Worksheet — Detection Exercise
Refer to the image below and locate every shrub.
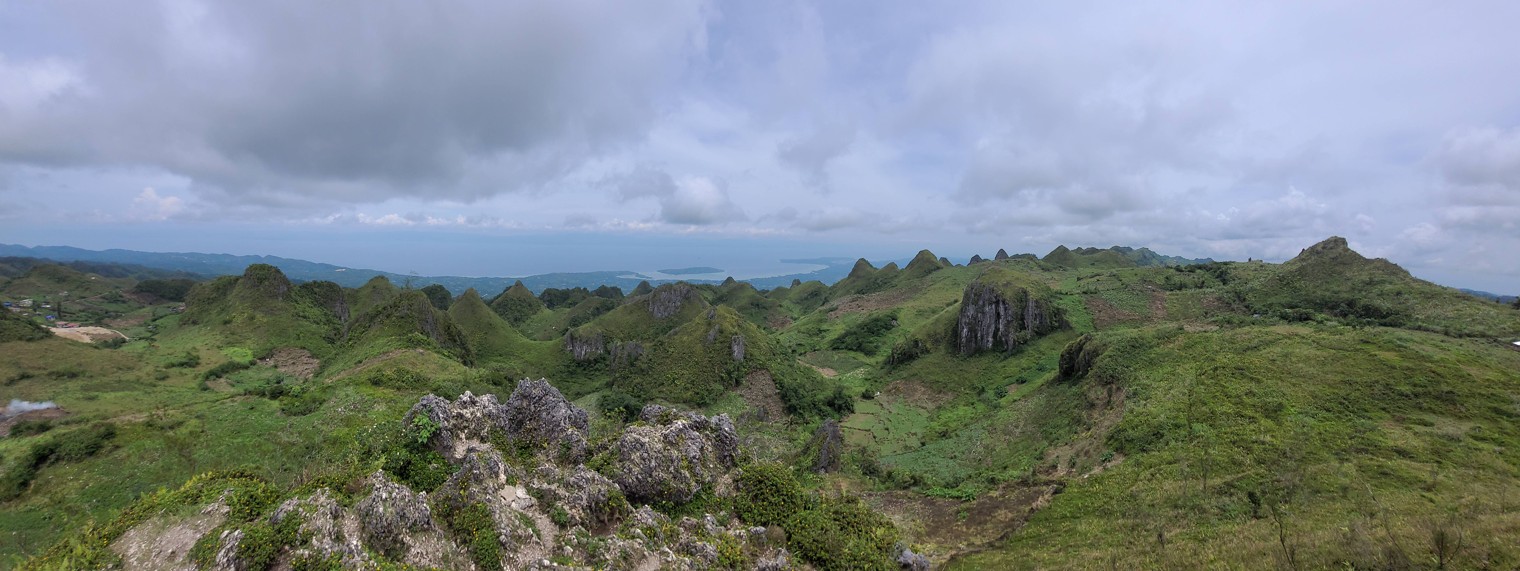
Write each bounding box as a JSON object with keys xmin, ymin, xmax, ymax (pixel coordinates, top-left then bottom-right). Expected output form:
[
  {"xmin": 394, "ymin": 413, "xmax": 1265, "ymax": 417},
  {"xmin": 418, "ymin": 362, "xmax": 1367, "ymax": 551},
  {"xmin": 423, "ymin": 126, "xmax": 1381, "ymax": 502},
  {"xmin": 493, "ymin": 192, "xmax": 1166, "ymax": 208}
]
[
  {"xmin": 0, "ymin": 423, "xmax": 116, "ymax": 501},
  {"xmin": 597, "ymin": 390, "xmax": 644, "ymax": 422},
  {"xmin": 435, "ymin": 502, "xmax": 500, "ymax": 569},
  {"xmin": 735, "ymin": 463, "xmax": 806, "ymax": 527},
  {"xmin": 785, "ymin": 496, "xmax": 901, "ymax": 571},
  {"xmin": 829, "ymin": 313, "xmax": 897, "ymax": 355}
]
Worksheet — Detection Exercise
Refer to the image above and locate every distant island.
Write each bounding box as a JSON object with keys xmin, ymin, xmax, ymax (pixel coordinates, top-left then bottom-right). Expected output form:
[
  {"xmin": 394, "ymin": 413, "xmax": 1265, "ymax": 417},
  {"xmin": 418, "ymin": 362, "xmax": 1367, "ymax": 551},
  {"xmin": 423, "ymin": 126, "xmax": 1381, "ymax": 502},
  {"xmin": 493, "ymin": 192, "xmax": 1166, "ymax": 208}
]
[{"xmin": 657, "ymin": 266, "xmax": 723, "ymax": 275}]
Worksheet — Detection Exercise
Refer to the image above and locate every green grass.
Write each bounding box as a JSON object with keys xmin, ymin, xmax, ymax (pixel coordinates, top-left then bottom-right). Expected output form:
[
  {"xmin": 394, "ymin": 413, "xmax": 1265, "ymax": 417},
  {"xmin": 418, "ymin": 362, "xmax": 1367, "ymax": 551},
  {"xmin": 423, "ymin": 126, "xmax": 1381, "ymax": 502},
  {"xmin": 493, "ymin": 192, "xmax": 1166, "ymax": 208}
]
[{"xmin": 951, "ymin": 324, "xmax": 1520, "ymax": 569}]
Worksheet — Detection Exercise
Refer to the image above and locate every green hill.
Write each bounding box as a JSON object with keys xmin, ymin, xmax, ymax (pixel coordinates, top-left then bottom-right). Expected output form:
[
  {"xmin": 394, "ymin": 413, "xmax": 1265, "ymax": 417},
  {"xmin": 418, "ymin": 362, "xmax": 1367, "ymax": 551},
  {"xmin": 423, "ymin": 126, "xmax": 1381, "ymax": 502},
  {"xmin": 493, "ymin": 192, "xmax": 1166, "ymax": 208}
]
[
  {"xmin": 489, "ymin": 280, "xmax": 544, "ymax": 326},
  {"xmin": 7, "ymin": 238, "xmax": 1520, "ymax": 571}
]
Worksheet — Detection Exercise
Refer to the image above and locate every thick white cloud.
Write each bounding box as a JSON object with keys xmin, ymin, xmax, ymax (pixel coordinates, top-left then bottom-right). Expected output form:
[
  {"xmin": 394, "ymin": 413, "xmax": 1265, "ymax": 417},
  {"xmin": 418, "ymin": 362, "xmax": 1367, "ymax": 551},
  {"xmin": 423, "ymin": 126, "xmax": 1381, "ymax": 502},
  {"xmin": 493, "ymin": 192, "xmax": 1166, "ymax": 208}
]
[{"xmin": 4, "ymin": 0, "xmax": 1520, "ymax": 290}]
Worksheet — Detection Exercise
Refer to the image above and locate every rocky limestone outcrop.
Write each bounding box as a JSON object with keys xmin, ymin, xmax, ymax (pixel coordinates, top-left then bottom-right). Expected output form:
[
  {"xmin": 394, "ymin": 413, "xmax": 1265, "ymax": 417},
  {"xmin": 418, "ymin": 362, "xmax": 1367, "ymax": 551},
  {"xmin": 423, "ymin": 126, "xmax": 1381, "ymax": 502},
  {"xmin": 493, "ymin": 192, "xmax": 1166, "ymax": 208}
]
[
  {"xmin": 565, "ymin": 329, "xmax": 606, "ymax": 361},
  {"xmin": 1058, "ymin": 333, "xmax": 1106, "ymax": 382},
  {"xmin": 407, "ymin": 379, "xmax": 589, "ymax": 464},
  {"xmin": 809, "ymin": 419, "xmax": 844, "ymax": 473},
  {"xmin": 648, "ymin": 283, "xmax": 702, "ymax": 319},
  {"xmin": 730, "ymin": 334, "xmax": 746, "ymax": 362},
  {"xmin": 609, "ymin": 340, "xmax": 645, "ymax": 371},
  {"xmin": 405, "ymin": 392, "xmax": 509, "ymax": 462},
  {"xmin": 969, "ymin": 254, "xmax": 986, "ymax": 264},
  {"xmin": 956, "ymin": 282, "xmax": 1061, "ymax": 356},
  {"xmin": 269, "ymin": 489, "xmax": 370, "ymax": 567},
  {"xmin": 613, "ymin": 404, "xmax": 739, "ymax": 504},
  {"xmin": 504, "ymin": 378, "xmax": 591, "ymax": 463},
  {"xmin": 994, "ymin": 248, "xmax": 1010, "ymax": 261},
  {"xmin": 897, "ymin": 545, "xmax": 931, "ymax": 571},
  {"xmin": 356, "ymin": 472, "xmax": 438, "ymax": 560},
  {"xmin": 152, "ymin": 377, "xmax": 915, "ymax": 571}
]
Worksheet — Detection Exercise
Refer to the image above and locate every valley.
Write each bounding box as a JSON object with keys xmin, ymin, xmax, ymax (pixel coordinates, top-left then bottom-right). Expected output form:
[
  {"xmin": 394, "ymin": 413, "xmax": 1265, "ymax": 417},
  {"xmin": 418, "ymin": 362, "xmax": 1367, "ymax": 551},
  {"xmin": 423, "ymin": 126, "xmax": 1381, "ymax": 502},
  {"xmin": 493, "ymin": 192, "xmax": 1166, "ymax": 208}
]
[{"xmin": 1, "ymin": 237, "xmax": 1518, "ymax": 570}]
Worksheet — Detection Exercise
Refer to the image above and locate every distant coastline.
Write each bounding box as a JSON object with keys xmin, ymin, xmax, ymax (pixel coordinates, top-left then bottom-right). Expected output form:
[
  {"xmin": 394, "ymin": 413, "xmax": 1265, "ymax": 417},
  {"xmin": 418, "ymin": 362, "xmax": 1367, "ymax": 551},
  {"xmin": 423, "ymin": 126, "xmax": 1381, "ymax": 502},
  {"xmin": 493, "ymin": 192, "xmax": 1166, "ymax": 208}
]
[{"xmin": 657, "ymin": 266, "xmax": 724, "ymax": 275}]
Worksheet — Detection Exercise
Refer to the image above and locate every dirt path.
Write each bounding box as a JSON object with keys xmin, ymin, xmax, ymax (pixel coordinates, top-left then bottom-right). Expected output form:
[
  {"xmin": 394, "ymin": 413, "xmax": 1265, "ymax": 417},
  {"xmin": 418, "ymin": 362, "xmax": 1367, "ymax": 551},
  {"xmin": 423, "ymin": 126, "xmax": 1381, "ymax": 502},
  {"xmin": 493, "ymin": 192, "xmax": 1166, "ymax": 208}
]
[{"xmin": 48, "ymin": 326, "xmax": 128, "ymax": 343}]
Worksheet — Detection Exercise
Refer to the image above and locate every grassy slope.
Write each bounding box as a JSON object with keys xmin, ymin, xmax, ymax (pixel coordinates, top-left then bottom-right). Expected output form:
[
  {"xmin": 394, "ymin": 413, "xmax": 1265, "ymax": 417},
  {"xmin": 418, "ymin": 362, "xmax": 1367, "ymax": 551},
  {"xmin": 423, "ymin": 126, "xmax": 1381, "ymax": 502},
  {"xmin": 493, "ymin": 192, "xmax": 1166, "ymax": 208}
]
[
  {"xmin": 952, "ymin": 324, "xmax": 1520, "ymax": 569},
  {"xmin": 7, "ymin": 241, "xmax": 1520, "ymax": 569}
]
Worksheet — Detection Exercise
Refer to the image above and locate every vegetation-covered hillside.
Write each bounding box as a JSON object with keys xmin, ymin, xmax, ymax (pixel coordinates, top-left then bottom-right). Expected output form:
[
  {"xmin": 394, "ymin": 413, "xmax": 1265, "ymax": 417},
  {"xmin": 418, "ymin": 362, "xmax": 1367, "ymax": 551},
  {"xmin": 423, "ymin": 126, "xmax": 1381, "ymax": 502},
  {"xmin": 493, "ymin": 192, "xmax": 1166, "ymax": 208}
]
[{"xmin": 2, "ymin": 238, "xmax": 1518, "ymax": 570}]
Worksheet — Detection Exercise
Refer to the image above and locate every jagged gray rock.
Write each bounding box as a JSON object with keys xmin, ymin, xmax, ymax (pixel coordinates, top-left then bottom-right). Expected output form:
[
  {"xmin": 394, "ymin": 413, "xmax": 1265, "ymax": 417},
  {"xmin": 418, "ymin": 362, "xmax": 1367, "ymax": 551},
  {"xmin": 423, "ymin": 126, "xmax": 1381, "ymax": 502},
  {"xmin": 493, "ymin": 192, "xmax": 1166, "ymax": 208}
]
[
  {"xmin": 994, "ymin": 248, "xmax": 1010, "ymax": 260},
  {"xmin": 612, "ymin": 405, "xmax": 739, "ymax": 504},
  {"xmin": 609, "ymin": 340, "xmax": 644, "ymax": 371},
  {"xmin": 565, "ymin": 329, "xmax": 606, "ymax": 361},
  {"xmin": 271, "ymin": 489, "xmax": 371, "ymax": 567},
  {"xmin": 896, "ymin": 545, "xmax": 931, "ymax": 570},
  {"xmin": 529, "ymin": 464, "xmax": 629, "ymax": 531},
  {"xmin": 405, "ymin": 392, "xmax": 508, "ymax": 462},
  {"xmin": 730, "ymin": 334, "xmax": 746, "ymax": 362},
  {"xmin": 648, "ymin": 283, "xmax": 701, "ymax": 319},
  {"xmin": 969, "ymin": 254, "xmax": 985, "ymax": 264},
  {"xmin": 503, "ymin": 378, "xmax": 590, "ymax": 463},
  {"xmin": 956, "ymin": 282, "xmax": 1060, "ymax": 356},
  {"xmin": 357, "ymin": 472, "xmax": 437, "ymax": 558},
  {"xmin": 810, "ymin": 419, "xmax": 845, "ymax": 473}
]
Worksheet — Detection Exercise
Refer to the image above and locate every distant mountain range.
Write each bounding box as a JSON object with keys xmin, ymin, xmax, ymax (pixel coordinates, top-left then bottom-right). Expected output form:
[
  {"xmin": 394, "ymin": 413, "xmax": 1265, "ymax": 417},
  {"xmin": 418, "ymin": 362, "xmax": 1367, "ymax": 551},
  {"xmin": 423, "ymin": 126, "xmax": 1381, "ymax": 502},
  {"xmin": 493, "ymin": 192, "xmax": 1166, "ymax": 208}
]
[{"xmin": 0, "ymin": 244, "xmax": 859, "ymax": 295}]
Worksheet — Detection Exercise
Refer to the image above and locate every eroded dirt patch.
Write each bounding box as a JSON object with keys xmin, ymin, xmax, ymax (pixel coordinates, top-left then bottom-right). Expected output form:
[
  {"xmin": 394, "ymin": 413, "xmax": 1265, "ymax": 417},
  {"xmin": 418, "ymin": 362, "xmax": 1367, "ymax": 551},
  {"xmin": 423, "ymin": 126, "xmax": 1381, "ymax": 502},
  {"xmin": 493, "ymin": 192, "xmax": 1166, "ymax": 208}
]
[
  {"xmin": 0, "ymin": 407, "xmax": 68, "ymax": 437},
  {"xmin": 111, "ymin": 503, "xmax": 227, "ymax": 571},
  {"xmin": 1148, "ymin": 288, "xmax": 1168, "ymax": 322},
  {"xmin": 865, "ymin": 484, "xmax": 1058, "ymax": 563},
  {"xmin": 258, "ymin": 347, "xmax": 321, "ymax": 379},
  {"xmin": 737, "ymin": 370, "xmax": 787, "ymax": 422},
  {"xmin": 827, "ymin": 286, "xmax": 922, "ymax": 319},
  {"xmin": 1084, "ymin": 296, "xmax": 1142, "ymax": 329},
  {"xmin": 880, "ymin": 379, "xmax": 954, "ymax": 409}
]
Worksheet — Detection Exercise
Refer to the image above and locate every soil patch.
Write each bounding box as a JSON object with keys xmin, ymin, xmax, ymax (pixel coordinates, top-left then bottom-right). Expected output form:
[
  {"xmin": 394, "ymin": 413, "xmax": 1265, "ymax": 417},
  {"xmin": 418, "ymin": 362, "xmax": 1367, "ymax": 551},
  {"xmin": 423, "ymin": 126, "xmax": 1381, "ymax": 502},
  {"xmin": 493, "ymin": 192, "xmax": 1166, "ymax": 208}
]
[
  {"xmin": 880, "ymin": 379, "xmax": 954, "ymax": 409},
  {"xmin": 736, "ymin": 370, "xmax": 787, "ymax": 422},
  {"xmin": 48, "ymin": 326, "xmax": 128, "ymax": 343},
  {"xmin": 0, "ymin": 407, "xmax": 69, "ymax": 437},
  {"xmin": 258, "ymin": 347, "xmax": 321, "ymax": 380},
  {"xmin": 800, "ymin": 361, "xmax": 838, "ymax": 378},
  {"xmin": 105, "ymin": 313, "xmax": 151, "ymax": 329},
  {"xmin": 827, "ymin": 287, "xmax": 922, "ymax": 319},
  {"xmin": 111, "ymin": 502, "xmax": 227, "ymax": 571},
  {"xmin": 1148, "ymin": 288, "xmax": 1168, "ymax": 322},
  {"xmin": 1041, "ymin": 383, "xmax": 1127, "ymax": 479},
  {"xmin": 865, "ymin": 484, "xmax": 1057, "ymax": 563},
  {"xmin": 1084, "ymin": 296, "xmax": 1141, "ymax": 329}
]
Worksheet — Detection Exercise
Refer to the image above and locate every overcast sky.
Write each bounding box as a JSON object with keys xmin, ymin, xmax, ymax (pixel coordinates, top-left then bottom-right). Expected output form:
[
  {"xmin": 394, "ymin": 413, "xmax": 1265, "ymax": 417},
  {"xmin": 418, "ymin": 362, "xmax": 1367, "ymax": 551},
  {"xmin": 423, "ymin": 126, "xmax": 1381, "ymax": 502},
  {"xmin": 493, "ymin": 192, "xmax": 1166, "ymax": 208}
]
[{"xmin": 2, "ymin": 1, "xmax": 1519, "ymax": 290}]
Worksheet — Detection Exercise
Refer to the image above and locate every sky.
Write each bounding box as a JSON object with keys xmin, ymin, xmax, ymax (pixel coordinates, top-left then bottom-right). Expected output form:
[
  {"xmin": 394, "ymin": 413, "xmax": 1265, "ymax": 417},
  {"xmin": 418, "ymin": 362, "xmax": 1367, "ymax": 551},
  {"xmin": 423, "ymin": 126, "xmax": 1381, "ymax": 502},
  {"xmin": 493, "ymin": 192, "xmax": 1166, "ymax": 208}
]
[{"xmin": 1, "ymin": 1, "xmax": 1519, "ymax": 291}]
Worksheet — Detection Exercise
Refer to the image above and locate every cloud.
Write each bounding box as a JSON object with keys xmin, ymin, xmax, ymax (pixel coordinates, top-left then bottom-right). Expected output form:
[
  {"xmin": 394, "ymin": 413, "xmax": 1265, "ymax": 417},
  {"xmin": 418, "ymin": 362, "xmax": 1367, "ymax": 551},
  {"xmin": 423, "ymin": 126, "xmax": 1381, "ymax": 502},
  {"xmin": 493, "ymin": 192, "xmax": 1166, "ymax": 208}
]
[
  {"xmin": 776, "ymin": 121, "xmax": 855, "ymax": 189},
  {"xmin": 128, "ymin": 188, "xmax": 186, "ymax": 221},
  {"xmin": 614, "ymin": 168, "xmax": 744, "ymax": 225},
  {"xmin": 0, "ymin": 0, "xmax": 710, "ymax": 206}
]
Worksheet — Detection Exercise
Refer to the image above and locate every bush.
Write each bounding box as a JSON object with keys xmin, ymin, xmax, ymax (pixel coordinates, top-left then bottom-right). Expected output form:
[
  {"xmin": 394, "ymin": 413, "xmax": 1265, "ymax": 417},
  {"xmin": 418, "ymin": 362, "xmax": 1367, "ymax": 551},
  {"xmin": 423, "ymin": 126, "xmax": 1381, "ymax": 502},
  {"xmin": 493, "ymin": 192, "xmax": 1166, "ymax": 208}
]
[
  {"xmin": 785, "ymin": 496, "xmax": 900, "ymax": 571},
  {"xmin": 0, "ymin": 423, "xmax": 116, "ymax": 501},
  {"xmin": 735, "ymin": 463, "xmax": 806, "ymax": 526},
  {"xmin": 164, "ymin": 351, "xmax": 201, "ymax": 369},
  {"xmin": 597, "ymin": 390, "xmax": 644, "ymax": 422},
  {"xmin": 829, "ymin": 313, "xmax": 898, "ymax": 355},
  {"xmin": 434, "ymin": 502, "xmax": 500, "ymax": 569},
  {"xmin": 201, "ymin": 360, "xmax": 253, "ymax": 381}
]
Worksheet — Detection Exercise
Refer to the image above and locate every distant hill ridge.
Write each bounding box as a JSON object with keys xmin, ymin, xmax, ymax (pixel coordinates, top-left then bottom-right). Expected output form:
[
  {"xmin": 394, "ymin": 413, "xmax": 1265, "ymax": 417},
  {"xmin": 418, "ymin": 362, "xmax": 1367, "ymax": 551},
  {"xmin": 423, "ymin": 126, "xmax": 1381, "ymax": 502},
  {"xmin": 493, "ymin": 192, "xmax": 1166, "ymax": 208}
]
[{"xmin": 0, "ymin": 244, "xmax": 855, "ymax": 294}]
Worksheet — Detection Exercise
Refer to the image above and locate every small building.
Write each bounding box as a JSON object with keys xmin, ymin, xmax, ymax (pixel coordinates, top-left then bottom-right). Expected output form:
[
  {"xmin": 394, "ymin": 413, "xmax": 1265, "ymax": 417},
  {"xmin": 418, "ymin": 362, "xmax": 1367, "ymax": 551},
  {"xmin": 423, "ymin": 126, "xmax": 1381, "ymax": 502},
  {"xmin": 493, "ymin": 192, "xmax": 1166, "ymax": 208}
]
[{"xmin": 17, "ymin": 299, "xmax": 33, "ymax": 308}]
